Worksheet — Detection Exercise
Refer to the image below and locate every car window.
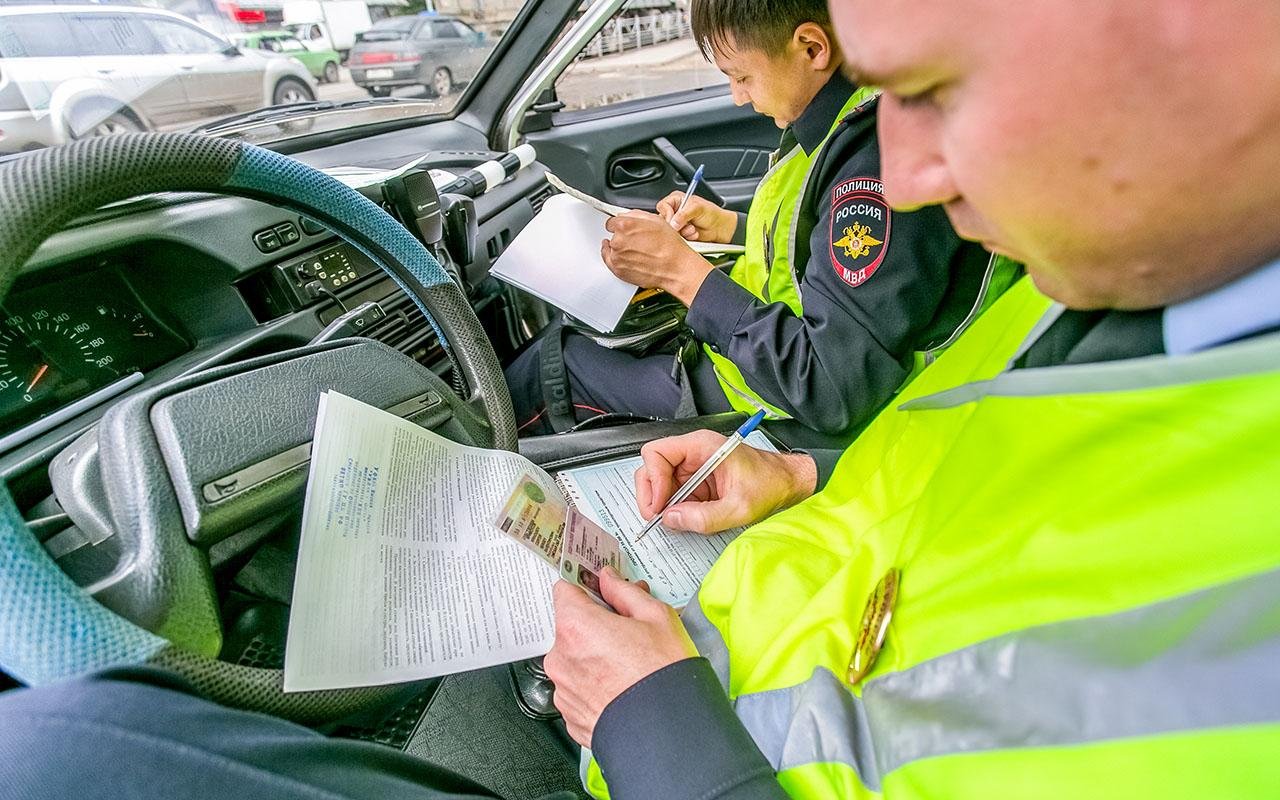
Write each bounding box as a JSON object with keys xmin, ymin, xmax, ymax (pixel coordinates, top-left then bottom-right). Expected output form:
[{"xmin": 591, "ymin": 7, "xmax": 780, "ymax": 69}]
[
  {"xmin": 0, "ymin": 2, "xmax": 538, "ymax": 151},
  {"xmin": 360, "ymin": 18, "xmax": 419, "ymax": 42},
  {"xmin": 146, "ymin": 18, "xmax": 226, "ymax": 56},
  {"xmin": 432, "ymin": 20, "xmax": 460, "ymax": 40},
  {"xmin": 554, "ymin": 7, "xmax": 727, "ymax": 111},
  {"xmin": 71, "ymin": 14, "xmax": 163, "ymax": 57},
  {"xmin": 0, "ymin": 14, "xmax": 77, "ymax": 58}
]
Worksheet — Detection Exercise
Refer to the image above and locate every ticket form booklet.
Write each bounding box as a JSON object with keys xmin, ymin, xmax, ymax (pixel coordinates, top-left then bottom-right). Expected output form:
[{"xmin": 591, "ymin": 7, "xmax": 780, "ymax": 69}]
[
  {"xmin": 488, "ymin": 174, "xmax": 745, "ymax": 334},
  {"xmin": 284, "ymin": 391, "xmax": 775, "ymax": 692}
]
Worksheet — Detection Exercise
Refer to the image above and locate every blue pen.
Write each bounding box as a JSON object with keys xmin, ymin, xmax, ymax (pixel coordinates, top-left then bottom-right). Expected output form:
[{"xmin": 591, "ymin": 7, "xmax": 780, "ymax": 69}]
[
  {"xmin": 636, "ymin": 409, "xmax": 768, "ymax": 541},
  {"xmin": 669, "ymin": 164, "xmax": 705, "ymax": 230}
]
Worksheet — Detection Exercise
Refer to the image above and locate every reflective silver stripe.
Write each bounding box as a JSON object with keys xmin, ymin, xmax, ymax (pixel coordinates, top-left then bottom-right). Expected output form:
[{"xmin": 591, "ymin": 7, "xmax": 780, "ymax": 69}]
[
  {"xmin": 923, "ymin": 252, "xmax": 999, "ymax": 363},
  {"xmin": 901, "ymin": 327, "xmax": 1280, "ymax": 411},
  {"xmin": 728, "ymin": 566, "xmax": 1280, "ymax": 788},
  {"xmin": 783, "ymin": 137, "xmax": 825, "ymax": 306},
  {"xmin": 681, "ymin": 593, "xmax": 731, "ymax": 688},
  {"xmin": 1003, "ymin": 299, "xmax": 1066, "ymax": 368},
  {"xmin": 736, "ymin": 666, "xmax": 880, "ymax": 784},
  {"xmin": 708, "ymin": 360, "xmax": 789, "ymax": 420}
]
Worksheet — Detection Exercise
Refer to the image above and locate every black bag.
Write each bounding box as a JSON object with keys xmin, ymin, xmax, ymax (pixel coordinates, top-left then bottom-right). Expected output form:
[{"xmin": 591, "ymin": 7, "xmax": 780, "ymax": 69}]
[{"xmin": 562, "ymin": 288, "xmax": 689, "ymax": 356}]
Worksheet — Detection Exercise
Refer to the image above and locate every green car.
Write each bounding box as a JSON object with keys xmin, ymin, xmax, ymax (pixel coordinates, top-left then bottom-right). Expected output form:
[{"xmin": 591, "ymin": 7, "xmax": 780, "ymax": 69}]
[{"xmin": 235, "ymin": 31, "xmax": 342, "ymax": 84}]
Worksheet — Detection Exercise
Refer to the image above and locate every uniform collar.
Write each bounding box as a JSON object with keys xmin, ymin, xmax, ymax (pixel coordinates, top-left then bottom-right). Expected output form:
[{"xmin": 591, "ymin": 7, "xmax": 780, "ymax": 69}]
[
  {"xmin": 789, "ymin": 71, "xmax": 858, "ymax": 156},
  {"xmin": 1163, "ymin": 256, "xmax": 1280, "ymax": 355}
]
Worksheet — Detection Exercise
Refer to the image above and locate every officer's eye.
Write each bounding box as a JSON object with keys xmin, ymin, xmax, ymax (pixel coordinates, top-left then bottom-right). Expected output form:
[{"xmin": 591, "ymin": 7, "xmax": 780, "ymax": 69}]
[
  {"xmin": 895, "ymin": 79, "xmax": 953, "ymax": 111},
  {"xmin": 897, "ymin": 87, "xmax": 939, "ymax": 108}
]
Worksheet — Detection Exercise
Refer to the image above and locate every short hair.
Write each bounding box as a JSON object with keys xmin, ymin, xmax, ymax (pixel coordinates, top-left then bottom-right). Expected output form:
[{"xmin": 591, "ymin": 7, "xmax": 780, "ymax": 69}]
[{"xmin": 690, "ymin": 0, "xmax": 831, "ymax": 59}]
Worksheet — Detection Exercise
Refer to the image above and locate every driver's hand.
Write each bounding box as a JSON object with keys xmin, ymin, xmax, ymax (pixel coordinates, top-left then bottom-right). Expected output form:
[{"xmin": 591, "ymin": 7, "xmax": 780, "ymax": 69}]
[
  {"xmin": 545, "ymin": 569, "xmax": 695, "ymax": 747},
  {"xmin": 655, "ymin": 191, "xmax": 738, "ymax": 244},
  {"xmin": 634, "ymin": 430, "xmax": 818, "ymax": 534}
]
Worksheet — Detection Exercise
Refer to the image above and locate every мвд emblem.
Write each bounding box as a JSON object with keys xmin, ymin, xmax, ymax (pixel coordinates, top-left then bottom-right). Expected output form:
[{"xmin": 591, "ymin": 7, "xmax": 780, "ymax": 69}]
[{"xmin": 830, "ymin": 177, "xmax": 891, "ymax": 287}]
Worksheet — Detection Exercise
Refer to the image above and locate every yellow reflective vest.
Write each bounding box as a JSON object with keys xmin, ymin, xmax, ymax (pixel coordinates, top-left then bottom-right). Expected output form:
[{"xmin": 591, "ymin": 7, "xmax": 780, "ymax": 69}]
[
  {"xmin": 704, "ymin": 87, "xmax": 874, "ymax": 417},
  {"xmin": 591, "ymin": 277, "xmax": 1280, "ymax": 797},
  {"xmin": 705, "ymin": 88, "xmax": 1018, "ymax": 418}
]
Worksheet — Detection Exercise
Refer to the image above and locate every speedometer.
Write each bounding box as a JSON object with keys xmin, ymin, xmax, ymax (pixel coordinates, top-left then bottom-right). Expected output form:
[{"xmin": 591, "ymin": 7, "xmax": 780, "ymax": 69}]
[
  {"xmin": 0, "ymin": 273, "xmax": 192, "ymax": 439},
  {"xmin": 0, "ymin": 309, "xmax": 111, "ymax": 428}
]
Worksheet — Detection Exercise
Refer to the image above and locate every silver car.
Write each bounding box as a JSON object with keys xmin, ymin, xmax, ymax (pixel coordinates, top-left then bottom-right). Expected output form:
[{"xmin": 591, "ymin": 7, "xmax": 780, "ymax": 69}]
[
  {"xmin": 349, "ymin": 15, "xmax": 492, "ymax": 99},
  {"xmin": 0, "ymin": 4, "xmax": 317, "ymax": 153}
]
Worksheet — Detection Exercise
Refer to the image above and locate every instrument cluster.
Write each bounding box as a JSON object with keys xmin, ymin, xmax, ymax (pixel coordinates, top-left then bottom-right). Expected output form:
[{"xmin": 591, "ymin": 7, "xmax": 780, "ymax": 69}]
[{"xmin": 0, "ymin": 272, "xmax": 188, "ymax": 433}]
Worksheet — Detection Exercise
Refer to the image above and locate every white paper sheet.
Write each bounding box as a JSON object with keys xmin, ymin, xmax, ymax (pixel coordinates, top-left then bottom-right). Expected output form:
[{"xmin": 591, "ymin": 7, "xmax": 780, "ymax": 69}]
[
  {"xmin": 545, "ymin": 172, "xmax": 745, "ymax": 257},
  {"xmin": 321, "ymin": 155, "xmax": 457, "ymax": 191},
  {"xmin": 489, "ymin": 193, "xmax": 638, "ymax": 332},
  {"xmin": 555, "ymin": 431, "xmax": 777, "ymax": 608},
  {"xmin": 545, "ymin": 172, "xmax": 631, "ymax": 217},
  {"xmin": 284, "ymin": 392, "xmax": 559, "ymax": 692}
]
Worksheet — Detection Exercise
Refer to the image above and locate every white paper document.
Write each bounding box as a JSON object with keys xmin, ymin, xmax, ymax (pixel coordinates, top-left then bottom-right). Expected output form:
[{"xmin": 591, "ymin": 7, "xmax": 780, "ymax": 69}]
[
  {"xmin": 556, "ymin": 431, "xmax": 776, "ymax": 608},
  {"xmin": 284, "ymin": 391, "xmax": 559, "ymax": 692},
  {"xmin": 491, "ymin": 177, "xmax": 747, "ymax": 333},
  {"xmin": 285, "ymin": 393, "xmax": 777, "ymax": 690},
  {"xmin": 544, "ymin": 172, "xmax": 746, "ymax": 257},
  {"xmin": 322, "ymin": 155, "xmax": 457, "ymax": 191},
  {"xmin": 490, "ymin": 193, "xmax": 637, "ymax": 332},
  {"xmin": 546, "ymin": 172, "xmax": 631, "ymax": 217}
]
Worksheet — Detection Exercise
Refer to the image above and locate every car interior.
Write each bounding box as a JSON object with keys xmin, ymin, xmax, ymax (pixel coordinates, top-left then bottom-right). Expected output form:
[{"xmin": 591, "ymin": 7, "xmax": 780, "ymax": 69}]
[{"xmin": 0, "ymin": 0, "xmax": 811, "ymax": 794}]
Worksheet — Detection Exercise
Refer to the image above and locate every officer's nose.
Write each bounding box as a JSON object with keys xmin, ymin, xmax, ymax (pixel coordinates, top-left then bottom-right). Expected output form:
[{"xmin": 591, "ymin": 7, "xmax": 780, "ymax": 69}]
[
  {"xmin": 730, "ymin": 83, "xmax": 751, "ymax": 108},
  {"xmin": 876, "ymin": 93, "xmax": 959, "ymax": 211}
]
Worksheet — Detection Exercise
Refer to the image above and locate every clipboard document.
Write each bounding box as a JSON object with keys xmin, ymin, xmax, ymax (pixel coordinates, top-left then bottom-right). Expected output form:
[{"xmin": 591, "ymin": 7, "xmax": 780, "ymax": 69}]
[
  {"xmin": 284, "ymin": 392, "xmax": 775, "ymax": 691},
  {"xmin": 489, "ymin": 175, "xmax": 746, "ymax": 334}
]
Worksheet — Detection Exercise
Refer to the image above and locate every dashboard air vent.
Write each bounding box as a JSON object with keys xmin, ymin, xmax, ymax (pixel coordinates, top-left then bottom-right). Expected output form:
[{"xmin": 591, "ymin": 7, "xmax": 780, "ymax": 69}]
[
  {"xmin": 368, "ymin": 291, "xmax": 444, "ymax": 366},
  {"xmin": 528, "ymin": 183, "xmax": 556, "ymax": 215}
]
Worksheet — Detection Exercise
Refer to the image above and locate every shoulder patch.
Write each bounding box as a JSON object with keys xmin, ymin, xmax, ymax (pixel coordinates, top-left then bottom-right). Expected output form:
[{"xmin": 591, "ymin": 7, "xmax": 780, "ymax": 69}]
[{"xmin": 830, "ymin": 177, "xmax": 891, "ymax": 287}]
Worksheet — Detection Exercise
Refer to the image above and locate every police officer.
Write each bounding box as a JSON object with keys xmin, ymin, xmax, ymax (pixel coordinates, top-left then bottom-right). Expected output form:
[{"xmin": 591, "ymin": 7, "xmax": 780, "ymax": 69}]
[
  {"xmin": 542, "ymin": 2, "xmax": 1280, "ymax": 798},
  {"xmin": 505, "ymin": 0, "xmax": 998, "ymax": 442},
  {"xmin": 4, "ymin": 3, "xmax": 1280, "ymax": 800}
]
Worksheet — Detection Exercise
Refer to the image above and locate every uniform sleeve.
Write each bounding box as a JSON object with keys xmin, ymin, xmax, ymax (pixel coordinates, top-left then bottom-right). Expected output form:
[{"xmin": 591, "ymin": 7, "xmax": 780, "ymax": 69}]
[
  {"xmin": 593, "ymin": 657, "xmax": 789, "ymax": 800},
  {"xmin": 800, "ymin": 448, "xmax": 843, "ymax": 489},
  {"xmin": 685, "ymin": 132, "xmax": 973, "ymax": 437}
]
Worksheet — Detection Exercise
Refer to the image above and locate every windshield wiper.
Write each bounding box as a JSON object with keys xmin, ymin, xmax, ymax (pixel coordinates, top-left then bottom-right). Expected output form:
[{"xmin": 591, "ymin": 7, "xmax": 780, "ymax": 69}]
[{"xmin": 190, "ymin": 98, "xmax": 418, "ymax": 136}]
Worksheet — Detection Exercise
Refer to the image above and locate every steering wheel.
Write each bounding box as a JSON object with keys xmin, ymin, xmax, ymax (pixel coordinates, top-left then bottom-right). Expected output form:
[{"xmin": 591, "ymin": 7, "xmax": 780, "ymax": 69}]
[{"xmin": 0, "ymin": 133, "xmax": 517, "ymax": 722}]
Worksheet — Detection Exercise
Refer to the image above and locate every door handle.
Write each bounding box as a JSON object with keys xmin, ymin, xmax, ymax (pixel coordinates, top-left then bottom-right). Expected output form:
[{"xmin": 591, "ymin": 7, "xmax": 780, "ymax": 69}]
[
  {"xmin": 652, "ymin": 136, "xmax": 726, "ymax": 205},
  {"xmin": 608, "ymin": 156, "xmax": 664, "ymax": 189}
]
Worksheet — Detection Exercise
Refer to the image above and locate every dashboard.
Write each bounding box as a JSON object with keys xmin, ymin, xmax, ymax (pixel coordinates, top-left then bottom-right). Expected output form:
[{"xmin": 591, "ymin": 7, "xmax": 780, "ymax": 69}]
[{"xmin": 0, "ymin": 119, "xmax": 549, "ymax": 508}]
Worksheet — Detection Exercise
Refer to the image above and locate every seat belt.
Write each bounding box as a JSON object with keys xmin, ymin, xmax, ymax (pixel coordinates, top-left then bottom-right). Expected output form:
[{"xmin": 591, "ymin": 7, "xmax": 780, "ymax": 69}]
[{"xmin": 537, "ymin": 320, "xmax": 579, "ymax": 433}]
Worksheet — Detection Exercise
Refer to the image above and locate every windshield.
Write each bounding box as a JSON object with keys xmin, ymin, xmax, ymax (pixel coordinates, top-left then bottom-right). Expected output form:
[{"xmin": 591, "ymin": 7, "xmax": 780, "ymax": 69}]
[
  {"xmin": 0, "ymin": 1, "xmax": 528, "ymax": 154},
  {"xmin": 357, "ymin": 17, "xmax": 417, "ymax": 42}
]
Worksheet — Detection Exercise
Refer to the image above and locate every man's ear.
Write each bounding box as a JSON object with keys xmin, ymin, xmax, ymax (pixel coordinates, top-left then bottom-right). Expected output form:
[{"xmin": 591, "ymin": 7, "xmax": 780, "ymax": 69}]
[{"xmin": 792, "ymin": 21, "xmax": 836, "ymax": 71}]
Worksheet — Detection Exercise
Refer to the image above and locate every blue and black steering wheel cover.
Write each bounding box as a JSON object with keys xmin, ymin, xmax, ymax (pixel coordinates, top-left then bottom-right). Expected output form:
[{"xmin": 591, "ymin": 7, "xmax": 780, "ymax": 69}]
[{"xmin": 0, "ymin": 133, "xmax": 515, "ymax": 703}]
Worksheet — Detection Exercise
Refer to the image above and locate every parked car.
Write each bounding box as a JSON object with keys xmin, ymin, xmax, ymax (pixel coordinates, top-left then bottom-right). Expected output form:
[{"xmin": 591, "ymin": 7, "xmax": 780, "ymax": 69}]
[
  {"xmin": 348, "ymin": 13, "xmax": 491, "ymax": 98},
  {"xmin": 234, "ymin": 30, "xmax": 341, "ymax": 84},
  {"xmin": 0, "ymin": 4, "xmax": 317, "ymax": 153}
]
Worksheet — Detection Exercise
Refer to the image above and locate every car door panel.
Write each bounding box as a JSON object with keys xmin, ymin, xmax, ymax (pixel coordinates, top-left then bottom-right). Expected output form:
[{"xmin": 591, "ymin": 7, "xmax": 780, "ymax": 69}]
[
  {"xmin": 146, "ymin": 17, "xmax": 258, "ymax": 118},
  {"xmin": 528, "ymin": 90, "xmax": 778, "ymax": 213},
  {"xmin": 64, "ymin": 13, "xmax": 188, "ymax": 128}
]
